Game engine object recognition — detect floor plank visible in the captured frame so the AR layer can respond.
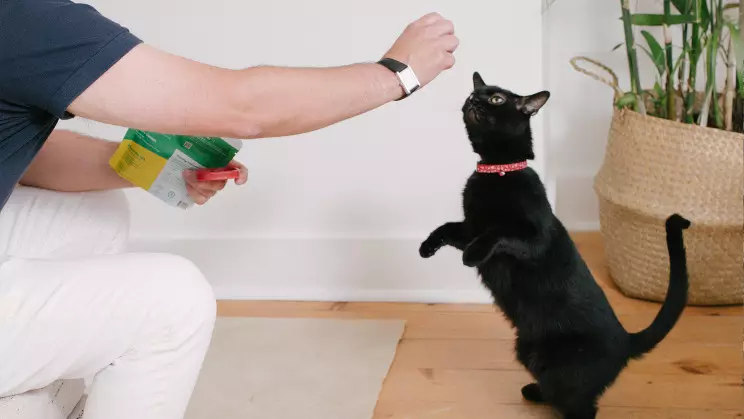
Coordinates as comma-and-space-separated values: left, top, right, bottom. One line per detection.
393, 339, 742, 376
216, 232, 744, 418
219, 306, 741, 343
379, 368, 742, 410
373, 400, 743, 419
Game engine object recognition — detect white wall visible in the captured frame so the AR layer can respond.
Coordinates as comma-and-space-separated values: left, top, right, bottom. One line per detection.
59, 0, 547, 302
543, 0, 633, 230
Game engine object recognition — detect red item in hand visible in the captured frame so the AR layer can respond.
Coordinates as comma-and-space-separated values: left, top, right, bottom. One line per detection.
194, 167, 240, 181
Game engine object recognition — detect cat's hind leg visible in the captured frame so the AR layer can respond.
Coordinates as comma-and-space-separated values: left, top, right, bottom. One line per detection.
537, 364, 614, 419
520, 383, 544, 403
561, 404, 598, 419
541, 386, 598, 419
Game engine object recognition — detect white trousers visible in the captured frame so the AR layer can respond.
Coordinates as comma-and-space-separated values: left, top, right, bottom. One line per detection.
0, 187, 216, 419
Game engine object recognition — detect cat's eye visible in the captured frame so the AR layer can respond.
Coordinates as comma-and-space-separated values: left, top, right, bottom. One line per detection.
489, 95, 506, 105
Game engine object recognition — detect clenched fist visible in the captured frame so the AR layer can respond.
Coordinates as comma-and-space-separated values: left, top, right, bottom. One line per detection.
383, 13, 459, 88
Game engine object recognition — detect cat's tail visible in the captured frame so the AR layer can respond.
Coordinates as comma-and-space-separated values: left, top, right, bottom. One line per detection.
627, 214, 691, 360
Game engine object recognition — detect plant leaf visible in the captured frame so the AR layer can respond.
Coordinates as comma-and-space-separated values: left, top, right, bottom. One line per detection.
641, 31, 667, 75
637, 44, 653, 57
673, 52, 686, 74
615, 92, 637, 109
654, 81, 666, 98
671, 0, 693, 13
726, 21, 743, 95
631, 13, 698, 26
612, 43, 624, 52
699, 0, 710, 31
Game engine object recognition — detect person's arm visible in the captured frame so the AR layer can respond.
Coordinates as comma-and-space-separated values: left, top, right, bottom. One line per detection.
20, 130, 248, 205
67, 13, 458, 139
20, 130, 130, 192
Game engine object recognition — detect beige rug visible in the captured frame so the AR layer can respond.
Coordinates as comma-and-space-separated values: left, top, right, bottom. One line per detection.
185, 317, 405, 419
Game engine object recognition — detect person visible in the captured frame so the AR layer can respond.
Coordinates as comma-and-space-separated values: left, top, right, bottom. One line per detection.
0, 1, 459, 418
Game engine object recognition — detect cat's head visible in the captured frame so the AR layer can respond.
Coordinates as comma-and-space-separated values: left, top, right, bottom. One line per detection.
462, 71, 550, 163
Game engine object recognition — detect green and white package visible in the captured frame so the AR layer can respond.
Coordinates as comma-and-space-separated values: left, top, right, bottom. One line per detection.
109, 129, 242, 209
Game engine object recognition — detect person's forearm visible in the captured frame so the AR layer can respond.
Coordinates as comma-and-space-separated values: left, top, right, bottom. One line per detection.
69, 47, 405, 140
67, 14, 457, 140
224, 63, 404, 138
19, 130, 132, 192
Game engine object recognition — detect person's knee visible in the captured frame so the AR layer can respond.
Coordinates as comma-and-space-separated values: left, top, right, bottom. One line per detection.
145, 254, 216, 339
177, 256, 217, 327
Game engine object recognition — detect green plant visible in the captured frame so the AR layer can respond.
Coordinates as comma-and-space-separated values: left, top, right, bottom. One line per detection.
560, 0, 742, 132
621, 0, 647, 114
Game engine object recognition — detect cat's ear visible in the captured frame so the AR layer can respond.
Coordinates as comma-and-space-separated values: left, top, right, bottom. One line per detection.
520, 91, 550, 116
473, 72, 486, 89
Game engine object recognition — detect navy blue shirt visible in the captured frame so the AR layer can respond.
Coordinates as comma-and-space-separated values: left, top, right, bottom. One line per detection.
0, 0, 142, 211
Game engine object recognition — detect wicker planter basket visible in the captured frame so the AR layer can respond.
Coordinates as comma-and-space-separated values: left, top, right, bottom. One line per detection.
595, 108, 743, 306
570, 56, 744, 306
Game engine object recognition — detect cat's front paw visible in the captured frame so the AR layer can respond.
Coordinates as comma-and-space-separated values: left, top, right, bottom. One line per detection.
493, 240, 529, 260
462, 245, 488, 267
419, 237, 443, 258
463, 240, 513, 266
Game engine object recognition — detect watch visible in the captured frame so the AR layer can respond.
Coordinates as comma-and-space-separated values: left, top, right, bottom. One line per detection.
377, 58, 421, 100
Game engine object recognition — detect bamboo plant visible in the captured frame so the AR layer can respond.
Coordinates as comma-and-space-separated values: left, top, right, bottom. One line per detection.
561, 0, 743, 132
621, 0, 647, 114
645, 0, 739, 131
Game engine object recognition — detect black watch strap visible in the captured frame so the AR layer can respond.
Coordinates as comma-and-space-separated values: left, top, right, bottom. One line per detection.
378, 58, 408, 73
377, 58, 421, 100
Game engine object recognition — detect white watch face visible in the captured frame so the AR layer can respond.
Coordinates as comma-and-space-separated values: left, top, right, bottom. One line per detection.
397, 67, 420, 94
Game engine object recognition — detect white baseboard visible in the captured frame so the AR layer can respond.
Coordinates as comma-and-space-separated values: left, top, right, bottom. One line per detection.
564, 221, 601, 231
127, 238, 493, 303
126, 174, 598, 303
209, 287, 494, 304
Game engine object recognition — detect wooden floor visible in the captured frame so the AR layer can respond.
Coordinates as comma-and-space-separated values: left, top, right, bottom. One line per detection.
217, 233, 744, 419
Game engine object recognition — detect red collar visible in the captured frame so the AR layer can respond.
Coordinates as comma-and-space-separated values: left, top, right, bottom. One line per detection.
476, 161, 528, 176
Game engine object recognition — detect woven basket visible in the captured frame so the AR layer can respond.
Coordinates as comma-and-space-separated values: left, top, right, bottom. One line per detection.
572, 57, 744, 306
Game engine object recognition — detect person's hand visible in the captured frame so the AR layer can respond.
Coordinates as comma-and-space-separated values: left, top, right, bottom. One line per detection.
383, 13, 459, 88
183, 161, 248, 205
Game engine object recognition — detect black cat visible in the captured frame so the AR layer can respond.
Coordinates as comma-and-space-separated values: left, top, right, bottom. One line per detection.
419, 72, 691, 419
